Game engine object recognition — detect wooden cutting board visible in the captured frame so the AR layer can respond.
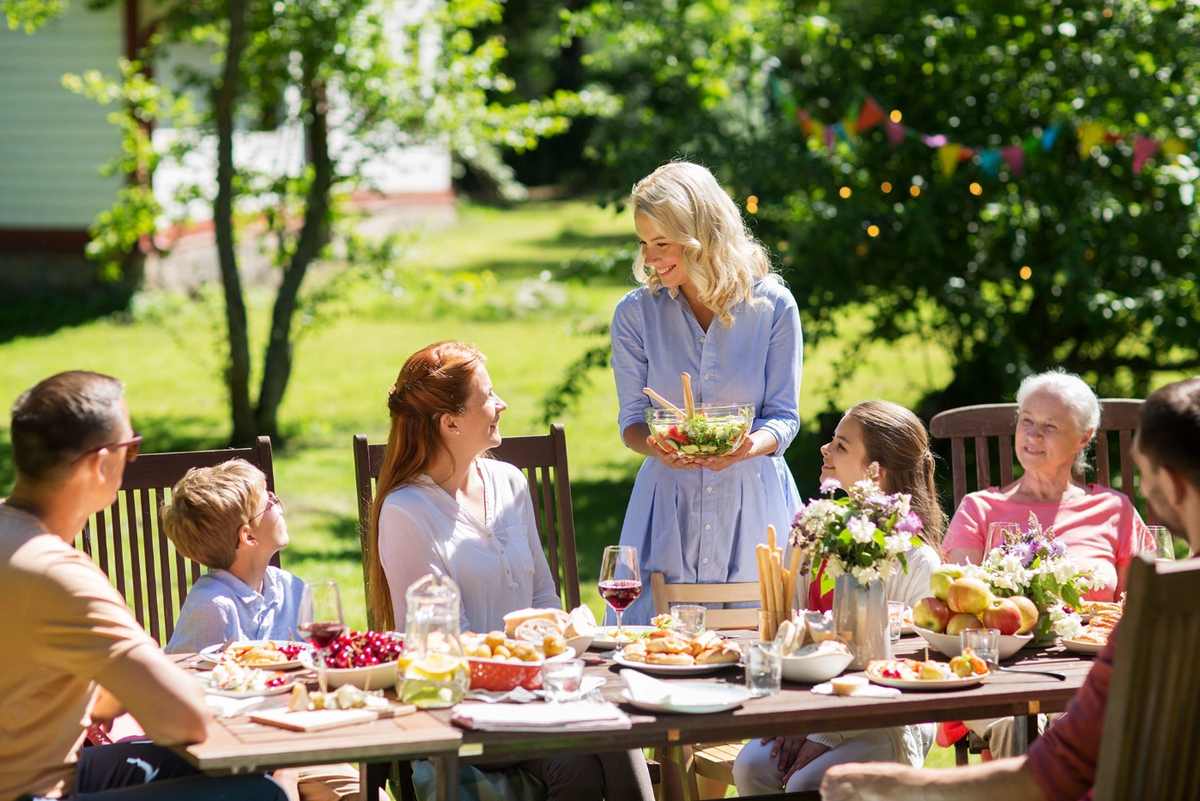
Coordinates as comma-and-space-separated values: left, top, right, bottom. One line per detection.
250, 705, 415, 732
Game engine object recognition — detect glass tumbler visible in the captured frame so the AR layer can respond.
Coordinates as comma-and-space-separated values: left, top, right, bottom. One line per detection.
541, 659, 585, 703
961, 628, 1000, 670
670, 604, 707, 638
887, 601, 905, 644
744, 642, 782, 697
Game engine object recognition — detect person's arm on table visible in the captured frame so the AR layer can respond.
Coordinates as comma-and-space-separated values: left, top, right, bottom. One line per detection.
94, 641, 209, 745
820, 758, 1046, 801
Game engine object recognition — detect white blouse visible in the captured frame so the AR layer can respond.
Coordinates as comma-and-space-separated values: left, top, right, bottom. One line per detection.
377, 457, 561, 633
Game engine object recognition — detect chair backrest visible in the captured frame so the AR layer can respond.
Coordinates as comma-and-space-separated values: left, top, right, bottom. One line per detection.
353, 424, 581, 627
78, 436, 277, 645
1094, 555, 1200, 800
649, 572, 761, 630
929, 399, 1154, 522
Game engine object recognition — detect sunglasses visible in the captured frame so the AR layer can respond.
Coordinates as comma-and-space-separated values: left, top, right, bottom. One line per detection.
247, 490, 284, 525
72, 432, 143, 465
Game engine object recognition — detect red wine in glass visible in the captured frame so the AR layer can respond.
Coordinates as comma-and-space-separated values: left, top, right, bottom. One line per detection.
600, 545, 641, 641
300, 621, 346, 650
599, 579, 642, 612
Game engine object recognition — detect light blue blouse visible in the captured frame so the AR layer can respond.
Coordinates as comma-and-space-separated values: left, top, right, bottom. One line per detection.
609, 277, 803, 625
164, 566, 308, 654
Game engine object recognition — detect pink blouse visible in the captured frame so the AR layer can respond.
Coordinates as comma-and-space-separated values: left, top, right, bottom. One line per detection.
942, 485, 1151, 602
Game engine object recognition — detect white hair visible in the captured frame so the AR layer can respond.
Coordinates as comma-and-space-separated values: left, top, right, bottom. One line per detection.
1016, 369, 1101, 474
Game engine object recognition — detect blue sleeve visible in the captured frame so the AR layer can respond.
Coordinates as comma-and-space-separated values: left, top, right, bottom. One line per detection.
754, 289, 802, 456
164, 588, 239, 654
611, 292, 651, 442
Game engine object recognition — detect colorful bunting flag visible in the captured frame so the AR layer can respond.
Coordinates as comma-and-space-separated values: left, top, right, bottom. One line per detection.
1042, 125, 1062, 152
922, 133, 949, 148
1163, 138, 1188, 158
1133, 137, 1160, 174
1002, 144, 1025, 177
1079, 123, 1107, 158
855, 96, 886, 133
885, 118, 906, 144
938, 144, 964, 179
980, 149, 1002, 177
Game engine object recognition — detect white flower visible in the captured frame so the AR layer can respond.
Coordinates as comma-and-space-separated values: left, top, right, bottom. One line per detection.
895, 493, 911, 518
883, 534, 910, 555
1051, 609, 1085, 640
846, 515, 877, 544
850, 564, 883, 585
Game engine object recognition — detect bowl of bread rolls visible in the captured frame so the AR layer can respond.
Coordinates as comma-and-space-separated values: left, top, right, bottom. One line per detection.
460, 606, 593, 691
774, 616, 854, 684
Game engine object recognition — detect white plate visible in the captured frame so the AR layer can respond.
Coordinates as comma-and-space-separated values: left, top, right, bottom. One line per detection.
199, 640, 310, 671
197, 671, 297, 697
589, 626, 660, 651
865, 664, 987, 691
1061, 637, 1106, 655
611, 650, 735, 675
621, 682, 751, 714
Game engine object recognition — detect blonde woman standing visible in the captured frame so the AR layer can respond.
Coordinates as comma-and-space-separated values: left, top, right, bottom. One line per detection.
610, 161, 803, 625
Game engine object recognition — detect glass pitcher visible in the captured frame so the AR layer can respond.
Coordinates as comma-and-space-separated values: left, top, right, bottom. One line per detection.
397, 573, 470, 708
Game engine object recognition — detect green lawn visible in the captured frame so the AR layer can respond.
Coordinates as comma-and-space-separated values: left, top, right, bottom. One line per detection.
0, 199, 953, 631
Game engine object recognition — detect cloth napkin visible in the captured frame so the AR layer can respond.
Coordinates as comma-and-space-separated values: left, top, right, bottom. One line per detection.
451, 700, 631, 732
620, 670, 740, 708
810, 681, 900, 698
464, 676, 606, 704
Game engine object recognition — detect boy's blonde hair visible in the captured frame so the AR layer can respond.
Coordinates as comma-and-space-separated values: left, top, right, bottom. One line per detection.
163, 460, 266, 570
630, 161, 779, 327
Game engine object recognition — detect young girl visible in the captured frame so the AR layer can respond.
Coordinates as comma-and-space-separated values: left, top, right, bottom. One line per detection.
733, 400, 943, 794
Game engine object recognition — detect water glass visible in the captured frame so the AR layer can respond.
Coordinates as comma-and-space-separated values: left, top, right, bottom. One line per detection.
1147, 526, 1175, 562
961, 628, 1000, 670
670, 604, 707, 637
744, 642, 782, 697
887, 601, 905, 644
541, 659, 585, 703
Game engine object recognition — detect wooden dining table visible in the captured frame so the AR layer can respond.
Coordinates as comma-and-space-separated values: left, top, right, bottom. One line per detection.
175, 635, 1095, 800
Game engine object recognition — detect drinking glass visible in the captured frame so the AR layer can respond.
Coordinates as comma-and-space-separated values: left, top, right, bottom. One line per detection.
985, 522, 1020, 555
887, 601, 905, 644
599, 545, 641, 641
961, 628, 1000, 670
541, 659, 585, 703
1147, 526, 1175, 563
745, 642, 782, 697
670, 604, 707, 638
298, 580, 345, 692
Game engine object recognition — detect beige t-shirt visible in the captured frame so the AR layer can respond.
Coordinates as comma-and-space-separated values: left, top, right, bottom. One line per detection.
0, 502, 157, 799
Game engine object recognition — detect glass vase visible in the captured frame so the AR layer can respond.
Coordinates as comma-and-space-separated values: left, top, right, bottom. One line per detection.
832, 572, 890, 670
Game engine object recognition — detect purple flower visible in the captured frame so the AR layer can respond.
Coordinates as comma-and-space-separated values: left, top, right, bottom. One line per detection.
820, 477, 842, 495
895, 512, 924, 535
1049, 538, 1067, 558
1009, 541, 1035, 568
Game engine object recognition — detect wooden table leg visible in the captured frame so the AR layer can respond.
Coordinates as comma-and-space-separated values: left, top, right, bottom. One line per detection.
362, 761, 388, 801
434, 753, 459, 801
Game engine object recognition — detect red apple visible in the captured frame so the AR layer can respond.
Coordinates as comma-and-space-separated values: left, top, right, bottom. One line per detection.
945, 613, 985, 636
946, 577, 993, 615
1009, 595, 1040, 635
912, 597, 952, 633
929, 565, 965, 602
981, 597, 1023, 636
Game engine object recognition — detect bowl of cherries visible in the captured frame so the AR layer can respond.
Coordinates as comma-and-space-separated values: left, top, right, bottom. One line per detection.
323, 630, 405, 690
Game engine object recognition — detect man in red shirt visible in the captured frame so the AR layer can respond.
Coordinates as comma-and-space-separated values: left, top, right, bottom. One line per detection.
820, 377, 1200, 801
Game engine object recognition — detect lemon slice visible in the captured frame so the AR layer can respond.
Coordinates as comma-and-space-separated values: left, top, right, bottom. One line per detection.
406, 653, 467, 682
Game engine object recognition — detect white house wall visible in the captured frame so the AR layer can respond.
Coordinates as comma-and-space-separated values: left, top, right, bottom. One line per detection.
0, 5, 125, 230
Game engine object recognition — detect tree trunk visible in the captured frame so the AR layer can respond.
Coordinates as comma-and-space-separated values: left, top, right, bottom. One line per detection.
255, 67, 334, 439
214, 0, 255, 445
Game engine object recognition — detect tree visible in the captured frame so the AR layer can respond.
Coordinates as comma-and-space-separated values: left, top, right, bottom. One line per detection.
551, 0, 1199, 418
34, 0, 609, 443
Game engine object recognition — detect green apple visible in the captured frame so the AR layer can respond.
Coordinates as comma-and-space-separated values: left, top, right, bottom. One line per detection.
930, 564, 965, 602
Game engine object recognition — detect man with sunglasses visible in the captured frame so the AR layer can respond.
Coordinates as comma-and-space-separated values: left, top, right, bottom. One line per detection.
1, 371, 286, 801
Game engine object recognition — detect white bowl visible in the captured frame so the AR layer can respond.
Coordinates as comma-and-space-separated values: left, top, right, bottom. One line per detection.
780, 650, 854, 684
565, 634, 594, 654
324, 660, 398, 690
912, 625, 1033, 661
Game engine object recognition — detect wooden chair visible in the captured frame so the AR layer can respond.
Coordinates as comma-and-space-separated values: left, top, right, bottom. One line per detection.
1095, 554, 1200, 800
352, 424, 581, 627
929, 399, 1149, 764
78, 436, 277, 646
929, 399, 1150, 518
650, 572, 762, 800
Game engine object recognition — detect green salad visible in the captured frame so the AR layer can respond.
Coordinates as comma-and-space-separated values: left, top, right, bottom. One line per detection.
648, 406, 753, 455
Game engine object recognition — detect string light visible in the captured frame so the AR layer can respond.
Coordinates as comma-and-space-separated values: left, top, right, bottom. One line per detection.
909, 185, 921, 197
746, 194, 759, 214
890, 110, 903, 123
1020, 266, 1032, 280
867, 225, 880, 237
881, 182, 892, 193
969, 182, 983, 196
839, 187, 852, 198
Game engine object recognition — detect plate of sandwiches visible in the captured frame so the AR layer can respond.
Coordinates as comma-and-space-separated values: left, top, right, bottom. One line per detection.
1075, 600, 1123, 625
199, 640, 311, 670
612, 629, 742, 675
1061, 611, 1120, 655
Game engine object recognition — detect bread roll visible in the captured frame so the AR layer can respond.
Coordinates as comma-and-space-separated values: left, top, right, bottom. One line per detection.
514, 617, 563, 644
503, 607, 567, 638
563, 605, 597, 639
689, 630, 721, 655
647, 652, 694, 666
646, 635, 692, 654
694, 642, 741, 664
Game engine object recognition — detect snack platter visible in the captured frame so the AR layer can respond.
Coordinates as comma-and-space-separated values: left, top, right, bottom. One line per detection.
197, 663, 295, 697
613, 628, 741, 675
865, 655, 989, 692
590, 626, 659, 650
199, 640, 310, 670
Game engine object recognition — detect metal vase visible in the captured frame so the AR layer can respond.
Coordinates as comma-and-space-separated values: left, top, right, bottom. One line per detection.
832, 572, 891, 670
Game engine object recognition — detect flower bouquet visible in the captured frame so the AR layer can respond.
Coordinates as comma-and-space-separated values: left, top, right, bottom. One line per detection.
961, 512, 1099, 641
789, 465, 924, 667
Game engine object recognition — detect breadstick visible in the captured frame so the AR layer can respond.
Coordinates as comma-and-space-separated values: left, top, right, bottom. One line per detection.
680, 372, 696, 418
642, 387, 686, 418
785, 547, 802, 615
767, 524, 776, 555
755, 545, 770, 610
772, 551, 785, 629
759, 545, 776, 623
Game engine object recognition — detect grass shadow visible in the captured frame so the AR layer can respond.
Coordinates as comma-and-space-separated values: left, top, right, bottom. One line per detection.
0, 291, 133, 346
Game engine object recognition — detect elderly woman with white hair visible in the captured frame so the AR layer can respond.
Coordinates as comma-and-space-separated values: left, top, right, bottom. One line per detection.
942, 369, 1151, 600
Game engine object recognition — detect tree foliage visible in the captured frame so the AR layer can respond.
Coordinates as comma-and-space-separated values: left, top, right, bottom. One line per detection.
58, 0, 611, 442
560, 0, 1199, 415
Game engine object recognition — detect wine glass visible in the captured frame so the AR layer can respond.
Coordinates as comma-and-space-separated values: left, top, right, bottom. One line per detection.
298, 580, 346, 692
985, 522, 1020, 555
599, 545, 641, 642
